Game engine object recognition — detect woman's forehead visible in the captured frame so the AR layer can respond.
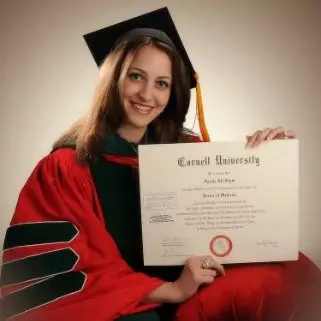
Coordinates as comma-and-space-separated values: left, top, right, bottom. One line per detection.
129, 45, 172, 76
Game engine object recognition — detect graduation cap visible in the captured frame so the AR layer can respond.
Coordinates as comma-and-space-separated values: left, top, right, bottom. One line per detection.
83, 7, 210, 142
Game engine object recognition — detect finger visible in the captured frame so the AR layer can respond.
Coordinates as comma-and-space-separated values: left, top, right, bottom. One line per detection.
253, 128, 272, 147
245, 136, 250, 147
245, 130, 261, 148
266, 126, 285, 140
202, 276, 215, 285
275, 129, 296, 140
201, 269, 217, 277
284, 130, 296, 138
206, 256, 225, 276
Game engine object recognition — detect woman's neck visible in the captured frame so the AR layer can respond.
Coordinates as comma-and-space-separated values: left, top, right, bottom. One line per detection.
117, 124, 147, 144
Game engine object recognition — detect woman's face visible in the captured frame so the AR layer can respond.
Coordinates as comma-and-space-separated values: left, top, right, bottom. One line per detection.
121, 44, 172, 130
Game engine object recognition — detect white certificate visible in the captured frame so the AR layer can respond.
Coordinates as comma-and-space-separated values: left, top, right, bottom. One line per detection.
138, 140, 299, 266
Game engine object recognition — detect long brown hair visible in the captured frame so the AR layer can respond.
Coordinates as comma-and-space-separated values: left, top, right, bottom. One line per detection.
53, 37, 193, 163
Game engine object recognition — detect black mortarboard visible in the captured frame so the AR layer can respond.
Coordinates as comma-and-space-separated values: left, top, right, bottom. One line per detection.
83, 7, 210, 141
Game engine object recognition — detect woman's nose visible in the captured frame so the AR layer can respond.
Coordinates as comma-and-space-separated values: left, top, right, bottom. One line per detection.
137, 83, 153, 102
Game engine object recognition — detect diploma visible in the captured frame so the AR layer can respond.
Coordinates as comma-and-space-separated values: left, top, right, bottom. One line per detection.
138, 140, 299, 265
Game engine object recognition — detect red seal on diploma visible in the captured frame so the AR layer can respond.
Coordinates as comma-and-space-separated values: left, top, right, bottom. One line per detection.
210, 235, 233, 257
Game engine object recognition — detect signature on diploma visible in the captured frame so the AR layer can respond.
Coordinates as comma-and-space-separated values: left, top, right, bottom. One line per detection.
256, 240, 280, 248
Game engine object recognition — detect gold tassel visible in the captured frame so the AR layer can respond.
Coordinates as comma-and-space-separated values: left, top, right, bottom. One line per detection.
195, 73, 211, 142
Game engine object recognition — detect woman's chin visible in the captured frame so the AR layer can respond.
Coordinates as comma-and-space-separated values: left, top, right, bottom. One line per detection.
126, 119, 150, 130
126, 115, 154, 129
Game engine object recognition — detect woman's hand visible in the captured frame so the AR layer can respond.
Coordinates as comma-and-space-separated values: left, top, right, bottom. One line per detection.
145, 255, 224, 304
245, 126, 296, 148
173, 255, 225, 302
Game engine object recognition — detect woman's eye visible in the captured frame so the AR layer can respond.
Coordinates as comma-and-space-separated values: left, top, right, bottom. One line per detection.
129, 73, 143, 80
158, 81, 169, 89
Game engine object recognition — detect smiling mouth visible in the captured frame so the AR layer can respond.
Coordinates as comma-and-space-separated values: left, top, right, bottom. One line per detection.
131, 101, 153, 114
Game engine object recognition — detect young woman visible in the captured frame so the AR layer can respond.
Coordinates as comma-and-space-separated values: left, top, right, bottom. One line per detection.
1, 8, 320, 321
